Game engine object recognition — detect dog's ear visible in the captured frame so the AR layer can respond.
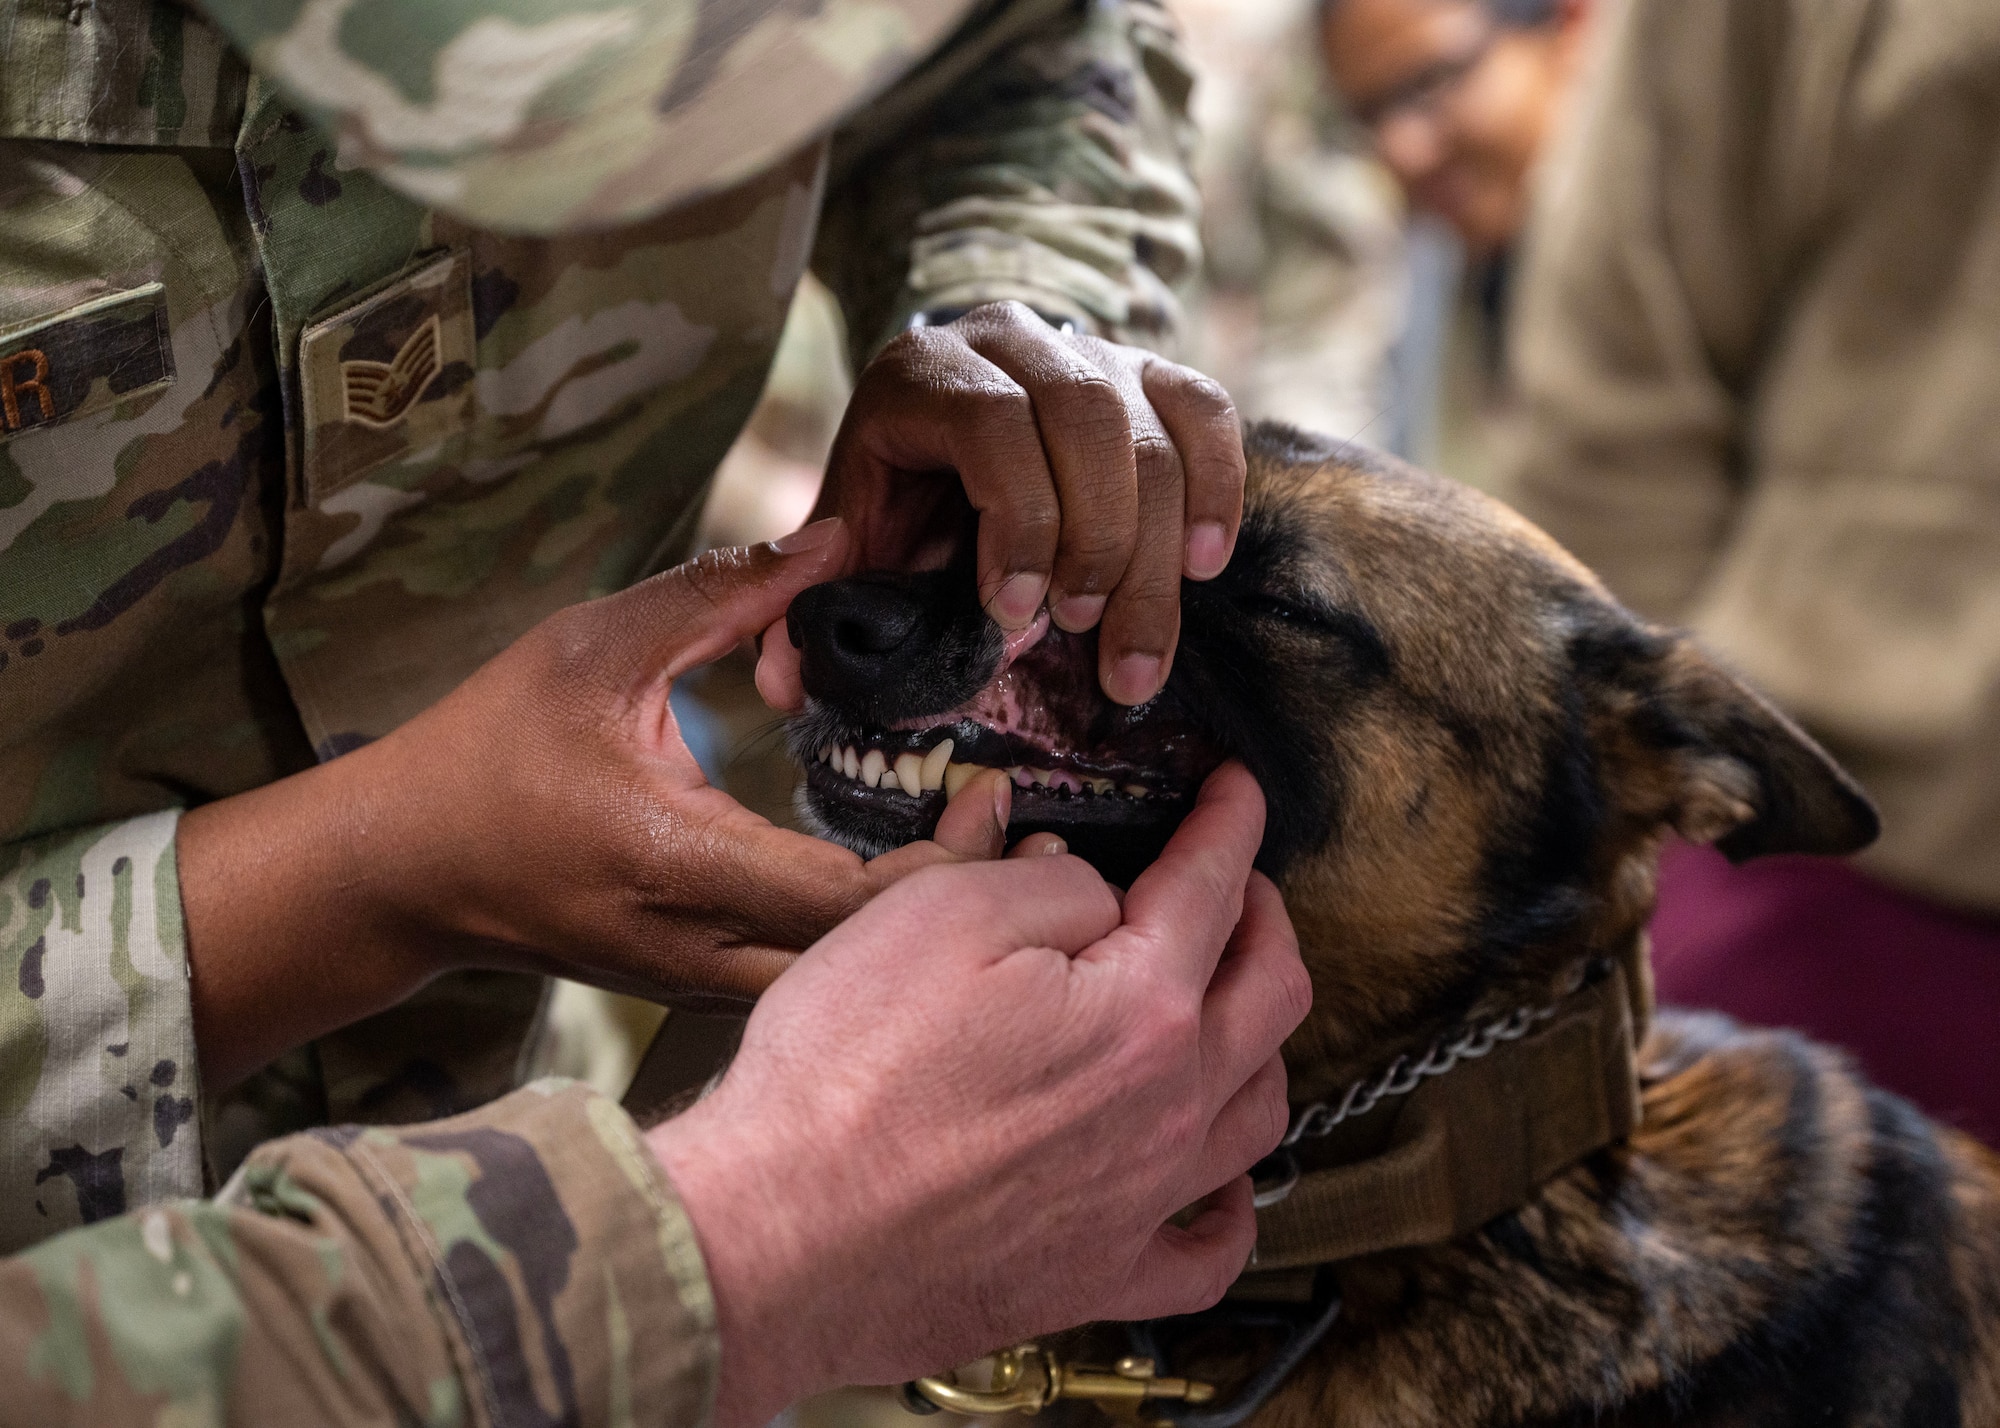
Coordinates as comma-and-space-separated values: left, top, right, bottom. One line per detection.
1581, 625, 1880, 861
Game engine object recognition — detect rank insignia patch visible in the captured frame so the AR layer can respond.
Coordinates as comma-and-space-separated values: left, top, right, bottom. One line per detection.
299, 250, 476, 499
0, 284, 174, 441
341, 315, 442, 428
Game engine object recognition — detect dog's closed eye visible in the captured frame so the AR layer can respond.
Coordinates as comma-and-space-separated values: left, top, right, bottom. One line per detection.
1233, 590, 1348, 636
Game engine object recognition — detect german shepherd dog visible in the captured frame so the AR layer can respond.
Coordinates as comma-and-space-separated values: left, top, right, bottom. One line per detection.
784, 423, 2000, 1427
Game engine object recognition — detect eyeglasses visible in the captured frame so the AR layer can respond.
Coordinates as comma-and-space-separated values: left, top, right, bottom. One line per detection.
1346, 26, 1497, 133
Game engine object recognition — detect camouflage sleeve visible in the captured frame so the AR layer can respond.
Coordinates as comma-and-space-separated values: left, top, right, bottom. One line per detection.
812, 0, 1204, 362
0, 815, 206, 1256
0, 1078, 718, 1428
184, 0, 981, 237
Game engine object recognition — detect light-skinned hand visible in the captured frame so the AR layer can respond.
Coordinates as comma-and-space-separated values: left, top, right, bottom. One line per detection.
648, 762, 1310, 1428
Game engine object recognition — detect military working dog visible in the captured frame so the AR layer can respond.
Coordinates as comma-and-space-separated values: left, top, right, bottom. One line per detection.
783, 423, 2000, 1427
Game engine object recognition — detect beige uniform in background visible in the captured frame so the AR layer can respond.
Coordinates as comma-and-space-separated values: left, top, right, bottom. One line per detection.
1499, 0, 2000, 913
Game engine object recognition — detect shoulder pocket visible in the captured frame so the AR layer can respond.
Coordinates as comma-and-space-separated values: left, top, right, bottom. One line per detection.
0, 283, 174, 441
297, 250, 477, 501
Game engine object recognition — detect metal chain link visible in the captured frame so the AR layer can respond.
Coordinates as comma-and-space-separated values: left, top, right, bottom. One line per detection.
1279, 960, 1597, 1148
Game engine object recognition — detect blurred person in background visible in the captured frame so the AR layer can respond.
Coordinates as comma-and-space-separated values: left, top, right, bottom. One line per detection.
1493, 0, 2000, 1145
1317, 0, 1596, 483
1318, 0, 1593, 261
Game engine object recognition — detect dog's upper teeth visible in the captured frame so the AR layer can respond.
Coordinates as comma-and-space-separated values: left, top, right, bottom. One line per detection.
819, 738, 1157, 803
920, 738, 954, 791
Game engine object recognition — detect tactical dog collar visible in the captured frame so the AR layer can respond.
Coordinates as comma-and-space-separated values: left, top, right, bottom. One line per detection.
1247, 934, 1647, 1273
905, 932, 1650, 1426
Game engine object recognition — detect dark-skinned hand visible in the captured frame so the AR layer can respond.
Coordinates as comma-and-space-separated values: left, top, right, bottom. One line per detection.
765, 301, 1247, 709
177, 520, 1047, 1090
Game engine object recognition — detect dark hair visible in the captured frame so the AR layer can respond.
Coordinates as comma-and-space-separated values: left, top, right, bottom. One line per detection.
1321, 0, 1561, 25
1486, 0, 1559, 23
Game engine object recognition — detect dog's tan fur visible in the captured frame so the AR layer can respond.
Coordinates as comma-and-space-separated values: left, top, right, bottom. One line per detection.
792, 422, 2000, 1424
1204, 430, 2000, 1426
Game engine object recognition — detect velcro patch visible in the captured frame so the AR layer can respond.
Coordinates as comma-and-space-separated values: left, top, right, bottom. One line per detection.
299, 250, 475, 499
0, 284, 174, 442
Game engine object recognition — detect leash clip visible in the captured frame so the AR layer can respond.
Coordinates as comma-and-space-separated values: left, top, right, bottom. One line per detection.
904, 1348, 1217, 1421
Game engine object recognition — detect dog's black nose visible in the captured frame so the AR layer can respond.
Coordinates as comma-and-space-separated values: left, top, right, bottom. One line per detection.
787, 573, 1000, 726
790, 579, 923, 690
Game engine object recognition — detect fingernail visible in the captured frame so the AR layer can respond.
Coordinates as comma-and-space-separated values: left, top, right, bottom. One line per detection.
1186, 521, 1230, 579
988, 572, 1046, 628
1107, 652, 1163, 706
1042, 836, 1068, 857
1051, 593, 1106, 632
770, 517, 842, 554
993, 773, 1012, 830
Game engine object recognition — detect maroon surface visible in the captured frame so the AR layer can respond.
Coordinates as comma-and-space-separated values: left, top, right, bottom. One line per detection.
1649, 841, 2000, 1148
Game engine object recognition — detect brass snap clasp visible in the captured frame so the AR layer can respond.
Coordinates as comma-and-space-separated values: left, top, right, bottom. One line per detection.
906, 1348, 1217, 1421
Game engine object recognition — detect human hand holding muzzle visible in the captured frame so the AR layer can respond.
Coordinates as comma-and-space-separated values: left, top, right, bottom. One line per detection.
647, 762, 1311, 1428
176, 518, 1024, 1089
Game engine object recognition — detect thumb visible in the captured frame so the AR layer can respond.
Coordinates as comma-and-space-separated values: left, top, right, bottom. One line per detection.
599, 519, 851, 683
1098, 1178, 1256, 1323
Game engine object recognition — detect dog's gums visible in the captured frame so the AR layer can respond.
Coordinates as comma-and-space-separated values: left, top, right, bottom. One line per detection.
790, 615, 1222, 882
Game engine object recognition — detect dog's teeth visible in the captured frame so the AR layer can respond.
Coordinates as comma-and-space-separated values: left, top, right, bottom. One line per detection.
861, 748, 887, 788
920, 738, 954, 791
1027, 768, 1054, 788
1087, 777, 1114, 796
1124, 783, 1150, 798
1009, 766, 1031, 788
894, 752, 924, 796
821, 746, 834, 766
841, 746, 860, 780
943, 761, 979, 798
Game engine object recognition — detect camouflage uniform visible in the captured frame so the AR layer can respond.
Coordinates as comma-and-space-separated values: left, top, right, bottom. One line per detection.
0, 0, 1198, 1416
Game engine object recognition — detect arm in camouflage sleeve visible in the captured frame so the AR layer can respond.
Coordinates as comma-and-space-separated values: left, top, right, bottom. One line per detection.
0, 1078, 717, 1428
812, 0, 1203, 364
0, 816, 206, 1256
